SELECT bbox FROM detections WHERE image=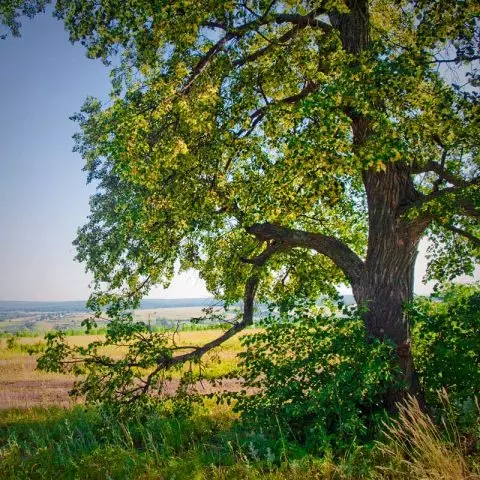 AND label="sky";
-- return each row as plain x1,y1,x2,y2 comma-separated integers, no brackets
0,12,477,301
